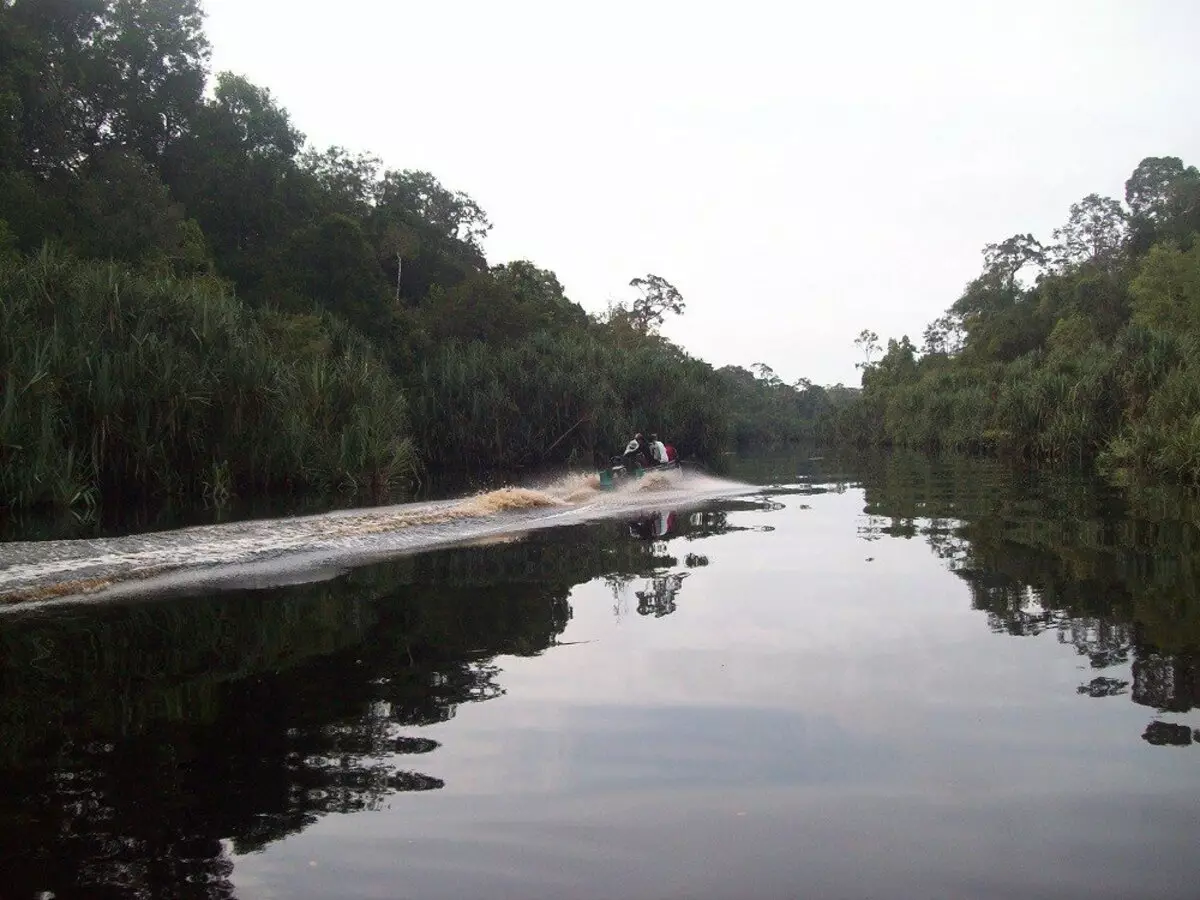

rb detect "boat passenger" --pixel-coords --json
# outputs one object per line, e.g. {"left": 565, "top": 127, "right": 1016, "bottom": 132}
{"left": 622, "top": 433, "right": 644, "bottom": 469}
{"left": 648, "top": 434, "right": 668, "bottom": 466}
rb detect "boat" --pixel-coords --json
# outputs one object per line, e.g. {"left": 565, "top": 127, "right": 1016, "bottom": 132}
{"left": 596, "top": 457, "right": 681, "bottom": 491}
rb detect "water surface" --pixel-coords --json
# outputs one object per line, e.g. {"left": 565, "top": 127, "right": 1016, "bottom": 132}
{"left": 1, "top": 454, "right": 1197, "bottom": 899}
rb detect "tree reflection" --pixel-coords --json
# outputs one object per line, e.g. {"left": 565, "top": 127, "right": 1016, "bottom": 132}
{"left": 0, "top": 523, "right": 681, "bottom": 899}
{"left": 851, "top": 451, "right": 1200, "bottom": 748}
{"left": 1142, "top": 721, "right": 1196, "bottom": 746}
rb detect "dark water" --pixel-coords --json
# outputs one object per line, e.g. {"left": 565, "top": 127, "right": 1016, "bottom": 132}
{"left": 1, "top": 453, "right": 1198, "bottom": 899}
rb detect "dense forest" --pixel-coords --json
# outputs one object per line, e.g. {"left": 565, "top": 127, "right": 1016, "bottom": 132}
{"left": 0, "top": 0, "right": 841, "bottom": 512}
{"left": 835, "top": 155, "right": 1200, "bottom": 482}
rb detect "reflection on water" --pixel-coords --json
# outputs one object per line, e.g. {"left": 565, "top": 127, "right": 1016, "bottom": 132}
{"left": 844, "top": 452, "right": 1200, "bottom": 747}
{"left": 0, "top": 529, "right": 671, "bottom": 898}
{"left": 1, "top": 453, "right": 1199, "bottom": 898}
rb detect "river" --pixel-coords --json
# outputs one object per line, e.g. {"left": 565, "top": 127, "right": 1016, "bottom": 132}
{"left": 0, "top": 452, "right": 1197, "bottom": 899}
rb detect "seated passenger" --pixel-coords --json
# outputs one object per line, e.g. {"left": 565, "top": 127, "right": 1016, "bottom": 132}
{"left": 648, "top": 434, "right": 668, "bottom": 466}
{"left": 622, "top": 433, "right": 644, "bottom": 469}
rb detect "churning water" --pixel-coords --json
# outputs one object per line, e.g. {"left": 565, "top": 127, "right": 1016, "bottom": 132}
{"left": 0, "top": 469, "right": 750, "bottom": 606}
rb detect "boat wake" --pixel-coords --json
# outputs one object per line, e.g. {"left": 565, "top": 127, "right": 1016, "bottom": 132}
{"left": 0, "top": 469, "right": 752, "bottom": 609}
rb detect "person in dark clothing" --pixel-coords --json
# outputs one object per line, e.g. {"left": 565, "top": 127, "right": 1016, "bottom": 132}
{"left": 622, "top": 433, "right": 644, "bottom": 470}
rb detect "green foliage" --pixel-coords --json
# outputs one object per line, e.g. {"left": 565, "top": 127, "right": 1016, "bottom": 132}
{"left": 0, "top": 0, "right": 825, "bottom": 511}
{"left": 1046, "top": 314, "right": 1096, "bottom": 359}
{"left": 1125, "top": 156, "right": 1200, "bottom": 253}
{"left": 276, "top": 213, "right": 386, "bottom": 330}
{"left": 1130, "top": 241, "right": 1200, "bottom": 334}
{"left": 0, "top": 250, "right": 416, "bottom": 509}
{"left": 838, "top": 154, "right": 1200, "bottom": 484}
{"left": 69, "top": 149, "right": 185, "bottom": 264}
{"left": 405, "top": 329, "right": 736, "bottom": 471}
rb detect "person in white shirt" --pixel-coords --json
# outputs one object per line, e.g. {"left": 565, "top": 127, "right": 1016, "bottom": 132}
{"left": 648, "top": 434, "right": 668, "bottom": 465}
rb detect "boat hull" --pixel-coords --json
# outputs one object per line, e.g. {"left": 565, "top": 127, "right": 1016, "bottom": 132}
{"left": 597, "top": 459, "right": 681, "bottom": 491}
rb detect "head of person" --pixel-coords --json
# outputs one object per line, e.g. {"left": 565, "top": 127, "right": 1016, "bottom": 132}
{"left": 634, "top": 433, "right": 642, "bottom": 441}
{"left": 650, "top": 433, "right": 659, "bottom": 442}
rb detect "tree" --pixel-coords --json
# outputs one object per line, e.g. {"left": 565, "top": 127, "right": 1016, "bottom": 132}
{"left": 280, "top": 214, "right": 387, "bottom": 332}
{"left": 1046, "top": 313, "right": 1097, "bottom": 359}
{"left": 301, "top": 145, "right": 381, "bottom": 217}
{"left": 921, "top": 313, "right": 964, "bottom": 356}
{"left": 422, "top": 269, "right": 566, "bottom": 344}
{"left": 203, "top": 72, "right": 304, "bottom": 162}
{"left": 854, "top": 329, "right": 880, "bottom": 370}
{"left": 376, "top": 221, "right": 421, "bottom": 302}
{"left": 85, "top": 0, "right": 210, "bottom": 162}
{"left": 490, "top": 260, "right": 587, "bottom": 330}
{"left": 1125, "top": 156, "right": 1200, "bottom": 254}
{"left": 371, "top": 170, "right": 490, "bottom": 300}
{"left": 375, "top": 170, "right": 490, "bottom": 253}
{"left": 1129, "top": 240, "right": 1200, "bottom": 335}
{"left": 872, "top": 336, "right": 918, "bottom": 385}
{"left": 1125, "top": 156, "right": 1191, "bottom": 221}
{"left": 68, "top": 147, "right": 184, "bottom": 263}
{"left": 0, "top": 0, "right": 107, "bottom": 174}
{"left": 628, "top": 274, "right": 685, "bottom": 333}
{"left": 983, "top": 233, "right": 1046, "bottom": 290}
{"left": 0, "top": 0, "right": 209, "bottom": 173}
{"left": 1049, "top": 194, "right": 1128, "bottom": 272}
{"left": 165, "top": 72, "right": 310, "bottom": 290}
{"left": 751, "top": 363, "right": 782, "bottom": 386}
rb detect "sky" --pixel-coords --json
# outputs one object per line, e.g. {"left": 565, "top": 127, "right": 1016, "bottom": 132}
{"left": 200, "top": 0, "right": 1200, "bottom": 386}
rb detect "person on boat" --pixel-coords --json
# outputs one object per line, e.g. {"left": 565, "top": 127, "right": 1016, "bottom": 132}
{"left": 664, "top": 442, "right": 677, "bottom": 463}
{"left": 622, "top": 433, "right": 644, "bottom": 469}
{"left": 648, "top": 434, "right": 668, "bottom": 466}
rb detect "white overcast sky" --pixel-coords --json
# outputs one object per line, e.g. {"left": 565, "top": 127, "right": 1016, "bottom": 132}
{"left": 201, "top": 0, "right": 1200, "bottom": 386}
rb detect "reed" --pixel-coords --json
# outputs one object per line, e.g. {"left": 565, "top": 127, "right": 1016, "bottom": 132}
{"left": 0, "top": 249, "right": 417, "bottom": 511}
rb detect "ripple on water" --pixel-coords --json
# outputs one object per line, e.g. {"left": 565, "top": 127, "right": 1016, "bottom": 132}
{"left": 0, "top": 471, "right": 752, "bottom": 606}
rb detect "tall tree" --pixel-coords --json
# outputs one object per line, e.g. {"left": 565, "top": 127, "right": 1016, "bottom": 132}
{"left": 628, "top": 274, "right": 685, "bottom": 333}
{"left": 1125, "top": 156, "right": 1191, "bottom": 221}
{"left": 371, "top": 169, "right": 490, "bottom": 300}
{"left": 0, "top": 0, "right": 107, "bottom": 174}
{"left": 68, "top": 147, "right": 184, "bottom": 263}
{"left": 280, "top": 213, "right": 386, "bottom": 331}
{"left": 375, "top": 169, "right": 490, "bottom": 254}
{"left": 301, "top": 145, "right": 381, "bottom": 217}
{"left": 166, "top": 72, "right": 310, "bottom": 290}
{"left": 1125, "top": 156, "right": 1200, "bottom": 254}
{"left": 1049, "top": 194, "right": 1128, "bottom": 272}
{"left": 854, "top": 329, "right": 880, "bottom": 370}
{"left": 491, "top": 260, "right": 587, "bottom": 330}
{"left": 983, "top": 233, "right": 1045, "bottom": 290}
{"left": 85, "top": 0, "right": 210, "bottom": 162}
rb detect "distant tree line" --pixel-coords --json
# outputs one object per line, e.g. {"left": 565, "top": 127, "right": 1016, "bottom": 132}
{"left": 830, "top": 155, "right": 1200, "bottom": 481}
{"left": 0, "top": 0, "right": 841, "bottom": 512}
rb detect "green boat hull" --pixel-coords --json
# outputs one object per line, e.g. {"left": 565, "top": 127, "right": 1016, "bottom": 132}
{"left": 597, "top": 459, "right": 680, "bottom": 491}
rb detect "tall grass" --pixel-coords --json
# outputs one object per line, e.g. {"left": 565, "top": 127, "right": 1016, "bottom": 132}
{"left": 0, "top": 248, "right": 417, "bottom": 510}
{"left": 404, "top": 331, "right": 733, "bottom": 472}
